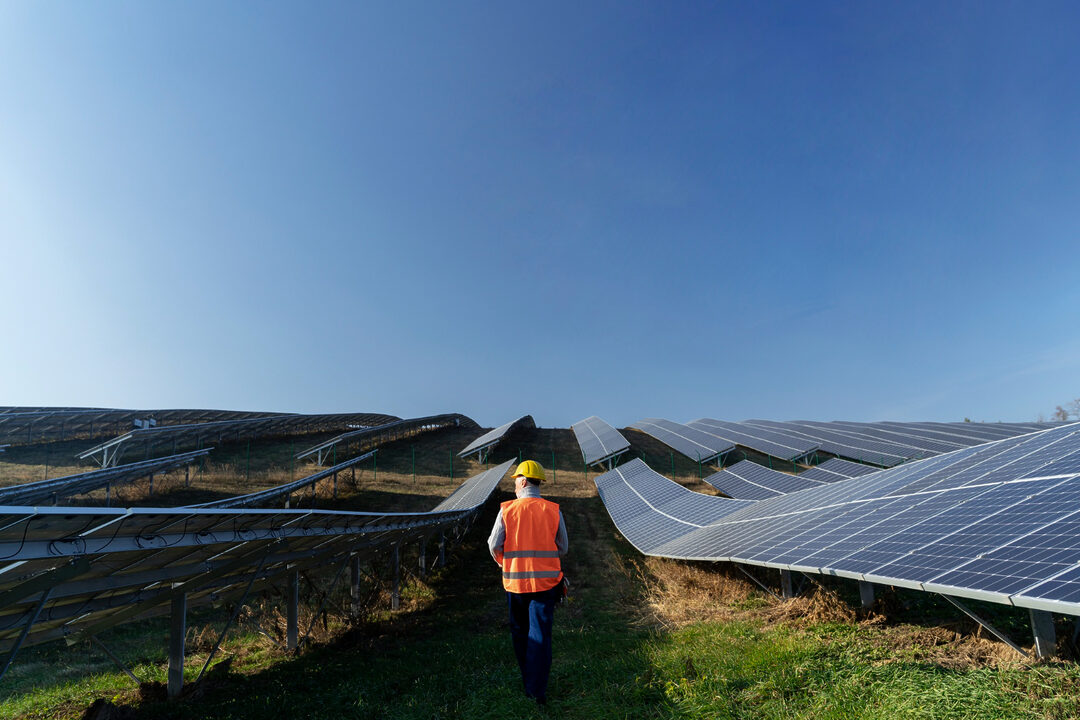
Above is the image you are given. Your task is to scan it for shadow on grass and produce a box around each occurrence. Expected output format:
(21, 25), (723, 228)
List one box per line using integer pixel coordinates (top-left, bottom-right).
(126, 494), (665, 720)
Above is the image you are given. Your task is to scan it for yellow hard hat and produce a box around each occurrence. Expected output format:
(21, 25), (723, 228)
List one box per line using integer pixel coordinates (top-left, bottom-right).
(512, 460), (545, 482)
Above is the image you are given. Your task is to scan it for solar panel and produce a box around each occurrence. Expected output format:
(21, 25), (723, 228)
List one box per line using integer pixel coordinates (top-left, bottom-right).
(458, 415), (535, 460)
(594, 422), (1080, 615)
(628, 419), (734, 464)
(432, 460), (514, 511)
(0, 450), (211, 506)
(688, 419), (819, 462)
(703, 460), (824, 500)
(797, 458), (879, 483)
(571, 416), (631, 468)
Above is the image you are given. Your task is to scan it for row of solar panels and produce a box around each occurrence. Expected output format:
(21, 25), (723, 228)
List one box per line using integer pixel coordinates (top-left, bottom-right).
(595, 422), (1080, 617)
(0, 408), (408, 447)
(565, 415), (1055, 475)
(636, 418), (1055, 467)
(0, 458), (516, 663)
(0, 415), (476, 508)
(76, 412), (480, 468)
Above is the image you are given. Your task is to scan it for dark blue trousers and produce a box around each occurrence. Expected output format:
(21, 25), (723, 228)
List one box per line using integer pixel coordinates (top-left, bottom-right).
(506, 586), (559, 700)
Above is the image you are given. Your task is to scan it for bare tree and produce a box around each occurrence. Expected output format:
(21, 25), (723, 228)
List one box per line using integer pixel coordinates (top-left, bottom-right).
(1053, 406), (1069, 421)
(1068, 398), (1080, 420)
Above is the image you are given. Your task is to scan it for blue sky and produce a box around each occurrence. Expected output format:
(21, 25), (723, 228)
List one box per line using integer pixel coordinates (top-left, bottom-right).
(2, 2), (1079, 428)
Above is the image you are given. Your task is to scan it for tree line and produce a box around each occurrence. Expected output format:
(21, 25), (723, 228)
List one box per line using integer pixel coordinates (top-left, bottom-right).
(1038, 398), (1080, 422)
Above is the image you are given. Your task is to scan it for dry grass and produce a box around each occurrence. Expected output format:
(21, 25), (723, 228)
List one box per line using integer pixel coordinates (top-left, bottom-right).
(635, 555), (1037, 671)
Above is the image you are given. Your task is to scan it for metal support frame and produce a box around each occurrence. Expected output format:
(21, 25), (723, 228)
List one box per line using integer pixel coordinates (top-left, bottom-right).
(194, 553), (268, 684)
(252, 623), (286, 651)
(1030, 609), (1057, 659)
(780, 569), (794, 599)
(0, 588), (52, 684)
(418, 539), (427, 581)
(936, 594), (1029, 658)
(734, 564), (781, 600)
(391, 544), (401, 611)
(168, 592), (187, 699)
(350, 555), (362, 615)
(90, 635), (142, 687)
(286, 571), (299, 651)
(858, 581), (876, 608)
(438, 533), (446, 567)
(297, 556), (352, 651)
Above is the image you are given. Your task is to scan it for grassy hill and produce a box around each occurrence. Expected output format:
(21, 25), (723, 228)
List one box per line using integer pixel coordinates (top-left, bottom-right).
(2, 426), (1079, 719)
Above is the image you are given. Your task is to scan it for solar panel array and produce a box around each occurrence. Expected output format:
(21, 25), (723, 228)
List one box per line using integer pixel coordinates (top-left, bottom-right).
(703, 460), (824, 500)
(296, 414), (473, 465)
(192, 451), (377, 509)
(458, 415), (535, 459)
(571, 416), (630, 467)
(76, 411), (431, 467)
(0, 450), (212, 506)
(0, 408), (403, 447)
(629, 419), (734, 464)
(595, 423), (1080, 616)
(689, 418), (819, 462)
(0, 461), (513, 661)
(744, 420), (913, 466)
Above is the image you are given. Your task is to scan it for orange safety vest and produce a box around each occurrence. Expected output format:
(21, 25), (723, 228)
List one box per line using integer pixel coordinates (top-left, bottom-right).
(497, 497), (563, 593)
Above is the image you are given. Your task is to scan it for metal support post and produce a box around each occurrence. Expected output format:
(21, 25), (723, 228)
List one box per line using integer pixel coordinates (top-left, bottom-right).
(350, 555), (362, 615)
(734, 565), (781, 600)
(148, 472), (154, 496)
(780, 569), (794, 599)
(1031, 609), (1057, 659)
(392, 544), (401, 611)
(332, 472), (337, 499)
(0, 588), (52, 684)
(858, 581), (875, 608)
(418, 539), (427, 580)
(168, 592), (187, 699)
(937, 594), (1029, 658)
(287, 571), (299, 652)
(438, 532), (446, 567)
(90, 635), (142, 687)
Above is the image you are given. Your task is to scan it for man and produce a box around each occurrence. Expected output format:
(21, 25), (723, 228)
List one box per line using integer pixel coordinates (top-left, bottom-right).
(488, 460), (568, 705)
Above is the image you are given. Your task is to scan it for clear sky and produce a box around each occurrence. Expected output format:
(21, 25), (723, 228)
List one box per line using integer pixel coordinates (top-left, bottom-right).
(2, 2), (1079, 429)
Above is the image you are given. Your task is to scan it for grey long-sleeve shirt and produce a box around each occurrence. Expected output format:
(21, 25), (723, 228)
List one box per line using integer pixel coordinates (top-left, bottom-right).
(488, 484), (568, 563)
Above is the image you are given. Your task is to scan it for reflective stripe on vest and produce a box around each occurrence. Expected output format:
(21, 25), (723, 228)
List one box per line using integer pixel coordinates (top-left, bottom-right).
(500, 497), (562, 593)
